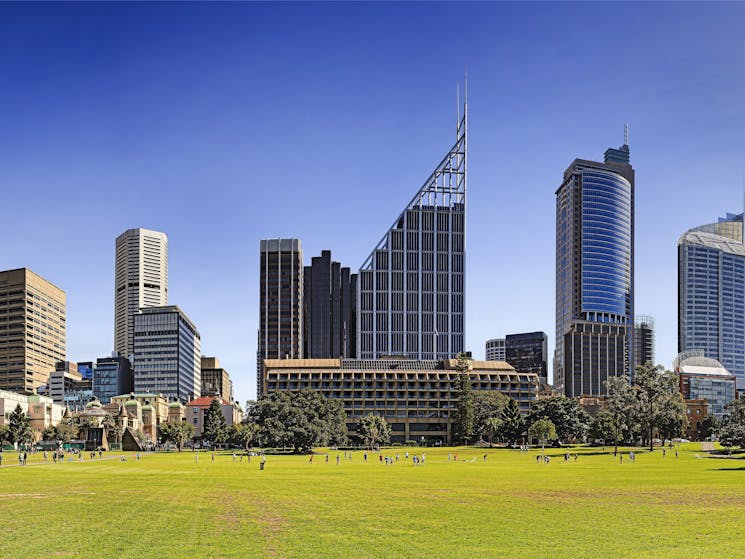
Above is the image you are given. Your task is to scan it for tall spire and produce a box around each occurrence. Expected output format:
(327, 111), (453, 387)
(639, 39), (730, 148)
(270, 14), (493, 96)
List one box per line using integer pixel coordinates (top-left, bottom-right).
(624, 122), (629, 147)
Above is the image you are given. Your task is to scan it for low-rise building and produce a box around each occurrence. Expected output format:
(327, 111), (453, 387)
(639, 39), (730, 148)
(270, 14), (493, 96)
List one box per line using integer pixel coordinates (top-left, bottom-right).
(674, 351), (737, 419)
(263, 357), (538, 444)
(0, 389), (65, 435)
(684, 399), (708, 441)
(185, 396), (242, 438)
(110, 393), (180, 442)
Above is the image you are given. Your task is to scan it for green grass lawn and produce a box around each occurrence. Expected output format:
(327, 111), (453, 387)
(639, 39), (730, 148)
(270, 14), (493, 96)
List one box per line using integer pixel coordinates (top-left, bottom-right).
(1, 443), (744, 558)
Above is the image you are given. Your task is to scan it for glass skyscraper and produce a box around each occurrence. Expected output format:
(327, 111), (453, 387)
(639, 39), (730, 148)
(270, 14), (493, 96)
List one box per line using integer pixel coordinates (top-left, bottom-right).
(555, 140), (634, 397)
(357, 106), (466, 360)
(678, 212), (745, 390)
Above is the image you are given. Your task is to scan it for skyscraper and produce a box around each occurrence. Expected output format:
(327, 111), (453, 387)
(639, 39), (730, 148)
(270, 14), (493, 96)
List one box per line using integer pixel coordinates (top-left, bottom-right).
(114, 228), (168, 359)
(133, 305), (201, 403)
(633, 315), (655, 370)
(257, 239), (303, 397)
(357, 105), (466, 360)
(678, 211), (745, 390)
(303, 250), (356, 359)
(0, 268), (66, 394)
(505, 331), (549, 385)
(555, 137), (634, 397)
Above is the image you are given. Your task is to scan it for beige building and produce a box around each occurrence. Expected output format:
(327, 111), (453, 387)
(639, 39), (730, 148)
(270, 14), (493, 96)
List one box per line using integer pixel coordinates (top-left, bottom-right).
(114, 228), (168, 358)
(185, 396), (241, 438)
(264, 358), (538, 444)
(200, 357), (233, 402)
(0, 389), (65, 434)
(0, 268), (66, 393)
(110, 393), (178, 441)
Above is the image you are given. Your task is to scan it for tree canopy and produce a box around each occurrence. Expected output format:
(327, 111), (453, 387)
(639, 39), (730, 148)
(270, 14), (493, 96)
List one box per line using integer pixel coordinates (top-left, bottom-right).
(203, 399), (228, 447)
(248, 390), (348, 453)
(528, 396), (590, 443)
(357, 413), (391, 449)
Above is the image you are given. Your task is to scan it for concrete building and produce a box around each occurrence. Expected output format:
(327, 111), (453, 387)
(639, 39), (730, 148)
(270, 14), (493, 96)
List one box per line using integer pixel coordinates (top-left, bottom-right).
(200, 357), (233, 403)
(133, 306), (201, 403)
(555, 137), (635, 397)
(0, 389), (65, 434)
(505, 332), (549, 386)
(115, 228), (168, 359)
(185, 395), (242, 438)
(0, 268), (66, 394)
(674, 350), (737, 419)
(93, 355), (133, 404)
(678, 211), (745, 390)
(485, 338), (505, 361)
(263, 357), (538, 444)
(633, 315), (655, 371)
(304, 250), (356, 359)
(357, 104), (466, 362)
(48, 361), (92, 412)
(257, 238), (303, 397)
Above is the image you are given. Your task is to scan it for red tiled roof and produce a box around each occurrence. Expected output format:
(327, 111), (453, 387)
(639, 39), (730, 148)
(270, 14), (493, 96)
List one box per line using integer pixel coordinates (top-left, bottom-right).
(185, 396), (229, 408)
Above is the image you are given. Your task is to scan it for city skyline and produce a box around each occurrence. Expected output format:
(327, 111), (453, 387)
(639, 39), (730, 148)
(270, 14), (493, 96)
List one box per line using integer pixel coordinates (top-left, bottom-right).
(2, 3), (745, 405)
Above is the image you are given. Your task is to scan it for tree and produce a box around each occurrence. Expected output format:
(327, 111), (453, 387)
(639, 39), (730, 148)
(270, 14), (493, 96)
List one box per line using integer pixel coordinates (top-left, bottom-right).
(229, 422), (259, 451)
(589, 410), (622, 452)
(452, 353), (475, 445)
(8, 404), (33, 447)
(699, 414), (720, 441)
(473, 391), (509, 443)
(604, 375), (638, 450)
(484, 417), (502, 445)
(0, 424), (11, 446)
(42, 422), (78, 443)
(203, 399), (228, 447)
(357, 413), (391, 449)
(499, 398), (526, 446)
(718, 400), (745, 450)
(635, 363), (686, 450)
(159, 421), (195, 451)
(529, 418), (557, 456)
(248, 390), (348, 453)
(528, 396), (590, 443)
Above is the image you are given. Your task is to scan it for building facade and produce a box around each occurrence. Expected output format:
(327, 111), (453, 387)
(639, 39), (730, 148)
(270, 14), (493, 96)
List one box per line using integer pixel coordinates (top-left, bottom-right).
(185, 396), (242, 438)
(555, 140), (634, 397)
(505, 331), (549, 385)
(48, 361), (93, 412)
(200, 357), (233, 403)
(674, 351), (737, 419)
(485, 338), (506, 361)
(633, 315), (655, 371)
(257, 238), (304, 397)
(133, 306), (201, 403)
(304, 250), (356, 359)
(114, 228), (168, 359)
(357, 107), (466, 362)
(678, 212), (745, 390)
(0, 268), (66, 394)
(93, 355), (133, 404)
(0, 389), (65, 434)
(263, 357), (537, 444)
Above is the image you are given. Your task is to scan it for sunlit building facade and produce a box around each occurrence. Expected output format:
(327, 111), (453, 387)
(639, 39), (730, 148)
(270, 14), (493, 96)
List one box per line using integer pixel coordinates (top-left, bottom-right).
(555, 140), (634, 397)
(678, 212), (745, 390)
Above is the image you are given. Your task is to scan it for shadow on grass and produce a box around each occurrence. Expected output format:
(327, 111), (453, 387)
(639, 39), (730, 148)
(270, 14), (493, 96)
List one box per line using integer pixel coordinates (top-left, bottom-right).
(707, 466), (745, 471)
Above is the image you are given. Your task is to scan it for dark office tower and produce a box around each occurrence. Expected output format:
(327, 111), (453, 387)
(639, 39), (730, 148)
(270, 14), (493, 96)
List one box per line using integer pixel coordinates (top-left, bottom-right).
(555, 135), (634, 397)
(633, 315), (655, 371)
(505, 332), (549, 385)
(304, 251), (356, 358)
(357, 103), (466, 360)
(257, 239), (303, 397)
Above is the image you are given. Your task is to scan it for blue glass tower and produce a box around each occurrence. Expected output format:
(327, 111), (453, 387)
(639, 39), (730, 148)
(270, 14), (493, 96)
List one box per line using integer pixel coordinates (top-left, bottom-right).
(555, 141), (634, 397)
(678, 212), (745, 391)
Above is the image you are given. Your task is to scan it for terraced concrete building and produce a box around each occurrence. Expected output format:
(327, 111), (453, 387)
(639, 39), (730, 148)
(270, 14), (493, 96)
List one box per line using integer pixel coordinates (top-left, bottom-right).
(263, 357), (538, 444)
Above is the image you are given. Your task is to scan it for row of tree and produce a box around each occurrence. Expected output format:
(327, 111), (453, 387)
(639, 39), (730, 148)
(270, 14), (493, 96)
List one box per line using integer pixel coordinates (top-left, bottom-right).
(451, 359), (689, 450)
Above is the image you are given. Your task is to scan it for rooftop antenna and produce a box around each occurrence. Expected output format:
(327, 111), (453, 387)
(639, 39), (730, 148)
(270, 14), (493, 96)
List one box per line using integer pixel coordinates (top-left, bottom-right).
(624, 122), (629, 146)
(456, 82), (460, 134)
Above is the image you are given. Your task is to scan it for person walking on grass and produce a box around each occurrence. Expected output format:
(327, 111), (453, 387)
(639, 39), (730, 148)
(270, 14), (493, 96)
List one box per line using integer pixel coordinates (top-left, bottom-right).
(211, 452), (215, 463)
(195, 453), (199, 464)
(336, 455), (340, 465)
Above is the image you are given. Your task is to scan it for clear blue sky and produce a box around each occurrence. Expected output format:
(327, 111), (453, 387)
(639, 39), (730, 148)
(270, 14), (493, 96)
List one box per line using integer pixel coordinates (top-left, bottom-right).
(2, 2), (744, 405)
